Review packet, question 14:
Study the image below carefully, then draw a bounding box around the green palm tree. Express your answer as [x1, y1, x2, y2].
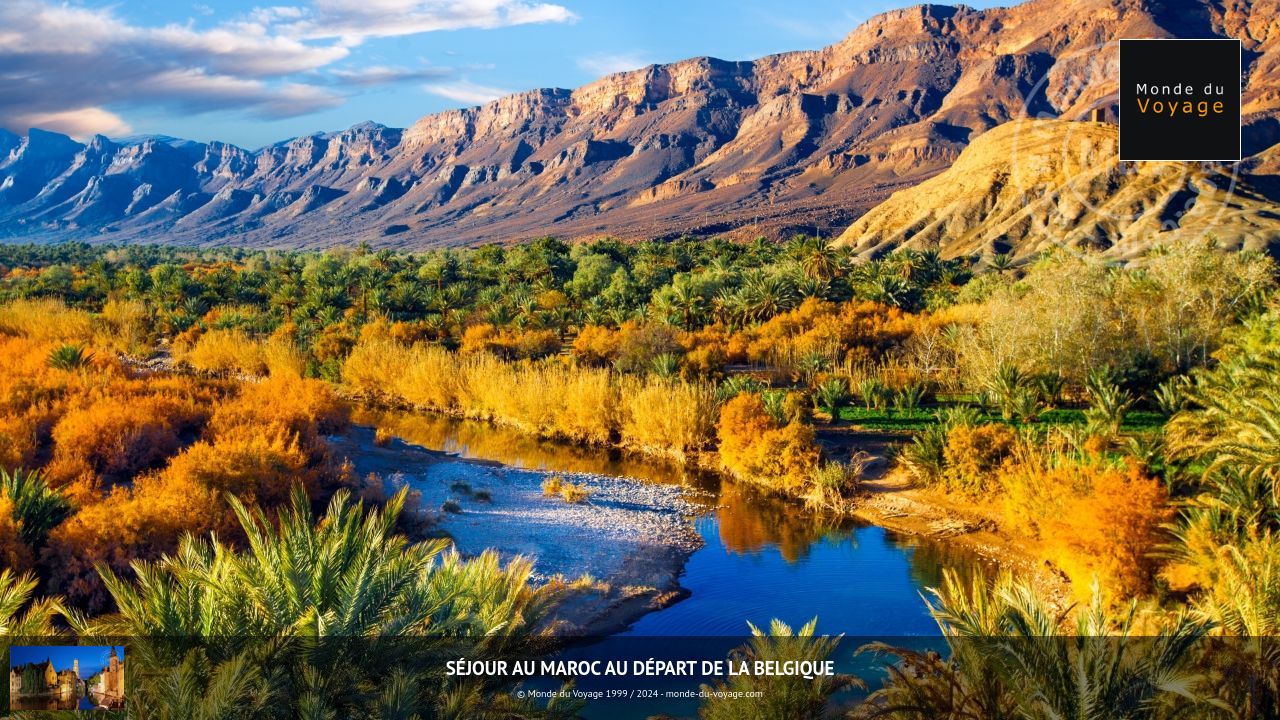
[797, 236, 841, 283]
[813, 377, 849, 423]
[857, 571, 1215, 720]
[741, 272, 797, 322]
[1167, 347, 1280, 501]
[85, 487, 567, 719]
[47, 343, 93, 371]
[0, 568, 62, 640]
[1185, 532, 1280, 719]
[984, 362, 1031, 421]
[701, 618, 859, 720]
[1084, 367, 1135, 437]
[988, 252, 1015, 274]
[0, 467, 72, 546]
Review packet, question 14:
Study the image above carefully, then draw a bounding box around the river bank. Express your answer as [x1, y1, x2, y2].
[816, 425, 1074, 611]
[328, 425, 707, 637]
[340, 405, 1074, 626]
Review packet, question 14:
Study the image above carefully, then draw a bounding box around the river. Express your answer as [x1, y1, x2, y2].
[351, 409, 986, 717]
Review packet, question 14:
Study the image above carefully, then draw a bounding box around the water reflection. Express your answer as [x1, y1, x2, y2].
[357, 409, 983, 720]
[354, 408, 854, 562]
[353, 409, 718, 494]
[351, 409, 978, 577]
[10, 694, 107, 711]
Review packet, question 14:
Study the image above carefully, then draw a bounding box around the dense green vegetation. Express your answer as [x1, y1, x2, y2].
[1, 236, 1279, 718]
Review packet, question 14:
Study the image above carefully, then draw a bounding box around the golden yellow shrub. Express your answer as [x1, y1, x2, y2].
[0, 496, 33, 572]
[179, 327, 266, 375]
[260, 335, 306, 378]
[48, 396, 184, 486]
[679, 327, 731, 378]
[161, 429, 312, 509]
[461, 323, 559, 360]
[546, 365, 617, 444]
[621, 378, 718, 458]
[460, 323, 501, 355]
[716, 393, 820, 492]
[96, 299, 151, 355]
[572, 325, 620, 366]
[210, 376, 349, 458]
[0, 299, 94, 342]
[46, 475, 217, 612]
[344, 335, 716, 456]
[0, 410, 43, 471]
[998, 461, 1089, 539]
[942, 423, 1018, 493]
[1043, 463, 1173, 600]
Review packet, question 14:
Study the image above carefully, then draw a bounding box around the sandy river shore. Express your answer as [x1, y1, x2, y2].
[328, 425, 706, 636]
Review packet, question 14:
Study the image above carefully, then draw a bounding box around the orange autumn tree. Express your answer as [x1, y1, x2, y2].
[43, 375, 351, 612]
[1046, 463, 1173, 600]
[1000, 452, 1174, 601]
[717, 393, 820, 494]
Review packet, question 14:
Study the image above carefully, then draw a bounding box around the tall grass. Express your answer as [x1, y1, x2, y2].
[343, 335, 718, 458]
[177, 329, 306, 379]
[0, 299, 94, 342]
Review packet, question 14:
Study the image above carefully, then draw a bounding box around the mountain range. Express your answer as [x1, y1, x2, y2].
[1, 0, 1278, 252]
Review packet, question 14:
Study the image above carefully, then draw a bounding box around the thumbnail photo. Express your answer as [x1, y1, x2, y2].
[8, 646, 124, 716]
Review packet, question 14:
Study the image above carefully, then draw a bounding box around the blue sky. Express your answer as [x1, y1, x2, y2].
[0, 0, 1003, 148]
[9, 645, 123, 678]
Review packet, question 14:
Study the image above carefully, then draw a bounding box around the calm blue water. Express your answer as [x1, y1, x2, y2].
[362, 411, 981, 717]
[624, 515, 947, 637]
[557, 508, 973, 718]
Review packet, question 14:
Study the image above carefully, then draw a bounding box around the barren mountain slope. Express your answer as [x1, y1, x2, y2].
[835, 119, 1280, 259]
[1, 0, 1277, 248]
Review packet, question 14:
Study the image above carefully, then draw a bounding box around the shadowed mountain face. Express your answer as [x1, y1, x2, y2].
[1, 0, 1277, 249]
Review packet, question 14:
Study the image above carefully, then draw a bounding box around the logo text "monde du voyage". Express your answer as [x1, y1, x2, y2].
[1119, 39, 1241, 162]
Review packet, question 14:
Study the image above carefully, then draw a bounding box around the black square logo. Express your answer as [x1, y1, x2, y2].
[1119, 39, 1241, 162]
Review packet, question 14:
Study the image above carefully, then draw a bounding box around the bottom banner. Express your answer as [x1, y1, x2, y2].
[3, 634, 1275, 718]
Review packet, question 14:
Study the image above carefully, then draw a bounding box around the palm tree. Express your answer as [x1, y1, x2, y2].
[988, 252, 1015, 274]
[0, 568, 61, 640]
[813, 377, 849, 423]
[984, 362, 1036, 422]
[1084, 367, 1136, 436]
[86, 487, 566, 719]
[797, 236, 841, 283]
[1185, 532, 1280, 719]
[701, 618, 859, 720]
[857, 571, 1215, 720]
[740, 272, 797, 322]
[0, 467, 71, 546]
[47, 343, 93, 371]
[1167, 347, 1280, 501]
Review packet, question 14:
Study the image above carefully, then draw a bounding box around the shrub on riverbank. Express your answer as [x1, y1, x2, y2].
[176, 327, 307, 378]
[343, 334, 718, 457]
[717, 393, 820, 494]
[0, 332, 352, 612]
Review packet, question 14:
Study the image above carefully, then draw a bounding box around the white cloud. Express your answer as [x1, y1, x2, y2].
[0, 0, 575, 137]
[8, 108, 133, 139]
[284, 0, 578, 44]
[423, 80, 510, 105]
[331, 64, 456, 86]
[576, 52, 652, 77]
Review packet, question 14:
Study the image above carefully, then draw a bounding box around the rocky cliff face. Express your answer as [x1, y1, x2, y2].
[1, 0, 1277, 249]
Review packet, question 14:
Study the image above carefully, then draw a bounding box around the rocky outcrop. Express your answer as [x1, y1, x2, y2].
[0, 0, 1277, 248]
[835, 119, 1280, 258]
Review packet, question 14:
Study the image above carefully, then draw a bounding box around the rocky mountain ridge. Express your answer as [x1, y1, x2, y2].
[1, 0, 1278, 249]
